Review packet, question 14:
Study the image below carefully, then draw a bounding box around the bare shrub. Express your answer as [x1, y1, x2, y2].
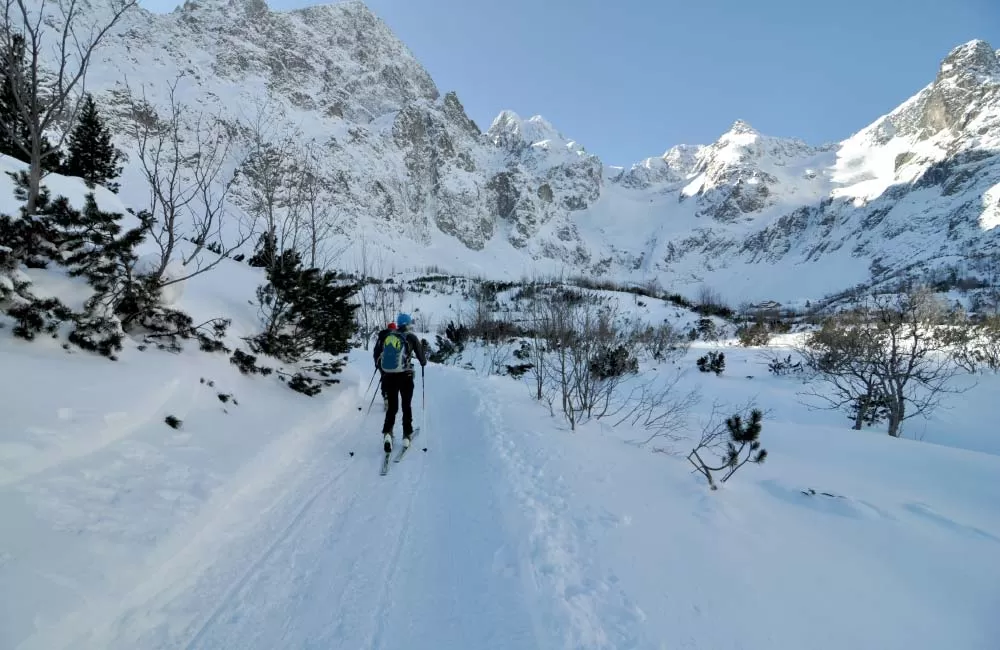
[609, 371, 701, 450]
[797, 286, 973, 436]
[947, 315, 1000, 373]
[736, 319, 771, 347]
[632, 321, 689, 362]
[527, 293, 639, 429]
[119, 75, 252, 289]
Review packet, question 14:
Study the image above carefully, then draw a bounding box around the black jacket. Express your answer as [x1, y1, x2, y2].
[374, 329, 426, 372]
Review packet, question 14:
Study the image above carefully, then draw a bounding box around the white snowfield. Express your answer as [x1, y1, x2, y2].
[3, 314, 1000, 649]
[0, 161, 997, 649]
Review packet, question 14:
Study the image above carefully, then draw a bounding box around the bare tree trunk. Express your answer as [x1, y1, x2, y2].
[119, 74, 254, 289]
[1, 0, 137, 216]
[852, 402, 865, 431]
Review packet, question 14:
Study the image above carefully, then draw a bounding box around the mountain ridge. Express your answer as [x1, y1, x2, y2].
[29, 0, 1000, 303]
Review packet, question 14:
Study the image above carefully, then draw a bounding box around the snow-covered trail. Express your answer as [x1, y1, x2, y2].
[177, 370, 541, 650]
[7, 347, 1000, 650]
[16, 364, 543, 650]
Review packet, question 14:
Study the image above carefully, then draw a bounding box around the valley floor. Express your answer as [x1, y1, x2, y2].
[2, 343, 1000, 649]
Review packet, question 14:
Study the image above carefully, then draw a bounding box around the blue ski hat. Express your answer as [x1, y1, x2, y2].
[395, 312, 413, 329]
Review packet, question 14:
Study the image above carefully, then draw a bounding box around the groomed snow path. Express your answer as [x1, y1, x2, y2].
[8, 349, 999, 650]
[15, 366, 549, 650]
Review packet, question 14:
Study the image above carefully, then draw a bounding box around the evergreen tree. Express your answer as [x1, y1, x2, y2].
[252, 248, 359, 395]
[0, 174, 60, 267]
[61, 94, 123, 192]
[53, 194, 147, 293]
[0, 34, 28, 162]
[42, 193, 147, 357]
[247, 229, 277, 268]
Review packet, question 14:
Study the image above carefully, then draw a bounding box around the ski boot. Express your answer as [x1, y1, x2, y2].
[383, 433, 393, 453]
[402, 433, 412, 449]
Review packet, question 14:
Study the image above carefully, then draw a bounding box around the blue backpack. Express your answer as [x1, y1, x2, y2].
[379, 331, 409, 373]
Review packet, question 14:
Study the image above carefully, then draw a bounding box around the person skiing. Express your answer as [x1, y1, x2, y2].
[374, 321, 397, 410]
[373, 312, 426, 453]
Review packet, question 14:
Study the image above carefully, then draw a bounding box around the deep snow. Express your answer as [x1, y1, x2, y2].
[1, 150, 998, 649]
[3, 247, 1000, 649]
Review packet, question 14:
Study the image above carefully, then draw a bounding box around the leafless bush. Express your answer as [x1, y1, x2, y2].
[609, 371, 701, 449]
[352, 239, 404, 344]
[695, 285, 734, 319]
[120, 75, 253, 289]
[292, 139, 347, 268]
[946, 315, 1000, 373]
[526, 295, 639, 430]
[632, 321, 689, 362]
[797, 286, 973, 436]
[736, 319, 771, 347]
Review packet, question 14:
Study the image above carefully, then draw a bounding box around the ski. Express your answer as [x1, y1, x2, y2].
[394, 428, 420, 463]
[380, 451, 391, 475]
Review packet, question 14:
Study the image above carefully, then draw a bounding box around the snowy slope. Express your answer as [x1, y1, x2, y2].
[4, 331, 1000, 649]
[4, 4, 1000, 648]
[21, 0, 1000, 301]
[2, 154, 997, 646]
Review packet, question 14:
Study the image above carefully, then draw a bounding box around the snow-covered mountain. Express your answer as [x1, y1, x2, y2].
[43, 0, 1000, 302]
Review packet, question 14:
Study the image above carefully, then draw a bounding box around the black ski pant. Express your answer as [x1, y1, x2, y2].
[381, 371, 415, 436]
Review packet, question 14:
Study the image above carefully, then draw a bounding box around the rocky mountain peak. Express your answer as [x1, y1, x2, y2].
[864, 39, 1000, 147]
[936, 39, 999, 84]
[661, 144, 702, 173]
[177, 0, 267, 18]
[486, 110, 578, 154]
[53, 3, 1000, 302]
[726, 119, 758, 137]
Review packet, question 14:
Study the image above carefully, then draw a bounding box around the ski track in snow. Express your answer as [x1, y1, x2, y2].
[474, 377, 652, 650]
[15, 384, 358, 650]
[21, 368, 561, 650]
[11, 349, 998, 649]
[178, 370, 544, 650]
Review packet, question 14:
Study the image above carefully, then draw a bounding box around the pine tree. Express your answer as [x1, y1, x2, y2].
[62, 94, 123, 192]
[53, 194, 146, 292]
[0, 34, 28, 162]
[0, 174, 60, 267]
[248, 229, 277, 268]
[252, 248, 359, 395]
[45, 193, 148, 357]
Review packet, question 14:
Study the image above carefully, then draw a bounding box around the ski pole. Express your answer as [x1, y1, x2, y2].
[365, 367, 378, 395]
[421, 365, 425, 412]
[367, 376, 382, 415]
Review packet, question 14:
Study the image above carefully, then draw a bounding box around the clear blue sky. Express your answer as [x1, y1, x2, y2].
[142, 0, 999, 166]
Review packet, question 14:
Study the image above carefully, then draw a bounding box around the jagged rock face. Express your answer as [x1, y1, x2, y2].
[678, 120, 833, 222]
[169, 0, 440, 120]
[39, 1, 1000, 299]
[484, 111, 603, 256]
[619, 145, 702, 189]
[867, 40, 1000, 147]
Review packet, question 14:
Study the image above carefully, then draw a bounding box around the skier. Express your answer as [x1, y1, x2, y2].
[373, 312, 426, 453]
[374, 321, 397, 410]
